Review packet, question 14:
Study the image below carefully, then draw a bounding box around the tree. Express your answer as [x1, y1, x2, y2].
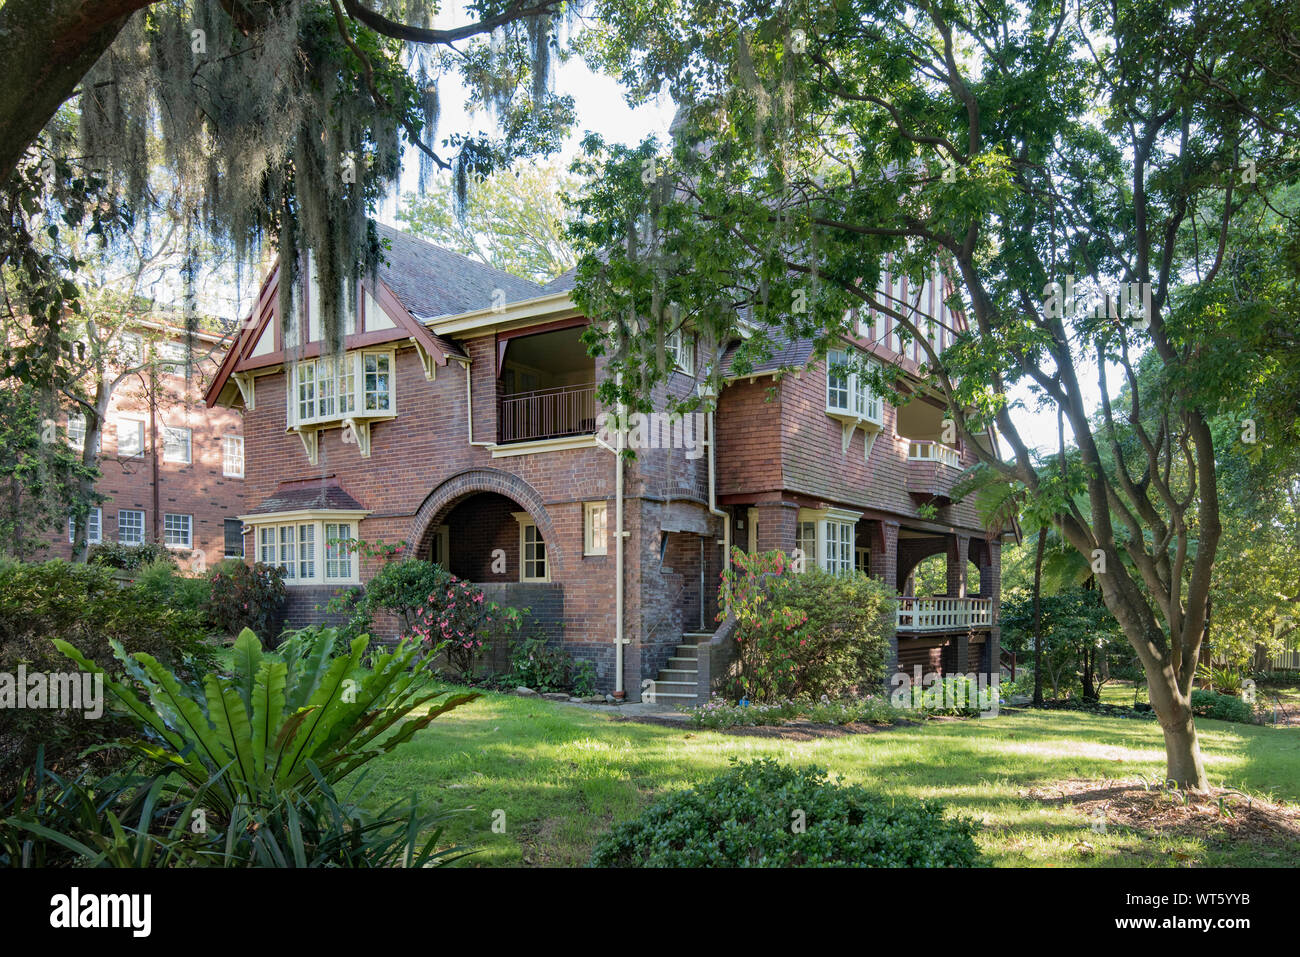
[0, 384, 98, 560]
[1, 0, 579, 392]
[398, 162, 579, 283]
[570, 0, 1300, 788]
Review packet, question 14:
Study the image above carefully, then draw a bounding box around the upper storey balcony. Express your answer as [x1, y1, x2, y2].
[898, 398, 964, 507]
[496, 325, 596, 445]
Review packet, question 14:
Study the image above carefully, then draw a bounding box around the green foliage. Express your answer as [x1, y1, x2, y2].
[507, 635, 584, 694]
[134, 560, 211, 618]
[1001, 588, 1127, 700]
[203, 561, 287, 644]
[589, 759, 982, 868]
[0, 383, 98, 560]
[54, 627, 478, 818]
[409, 575, 508, 678]
[683, 695, 904, 730]
[1, 753, 464, 869]
[87, 541, 177, 571]
[362, 558, 451, 634]
[720, 548, 893, 701]
[397, 163, 579, 283]
[0, 559, 209, 791]
[1190, 689, 1256, 725]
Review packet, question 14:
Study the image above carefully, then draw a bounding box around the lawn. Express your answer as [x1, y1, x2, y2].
[363, 686, 1300, 868]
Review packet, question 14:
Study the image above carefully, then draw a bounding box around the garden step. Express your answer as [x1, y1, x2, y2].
[666, 656, 697, 668]
[650, 680, 697, 693]
[646, 691, 698, 701]
[673, 645, 699, 658]
[657, 668, 697, 678]
[681, 632, 713, 640]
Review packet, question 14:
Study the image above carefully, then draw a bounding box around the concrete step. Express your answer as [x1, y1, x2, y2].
[666, 656, 697, 669]
[657, 668, 697, 680]
[646, 690, 698, 701]
[674, 645, 699, 659]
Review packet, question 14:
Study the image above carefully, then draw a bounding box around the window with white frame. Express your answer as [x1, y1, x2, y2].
[158, 341, 188, 377]
[163, 513, 192, 548]
[118, 509, 145, 545]
[855, 547, 870, 575]
[428, 524, 449, 568]
[67, 415, 86, 451]
[222, 436, 244, 477]
[515, 514, 548, 581]
[163, 426, 192, 464]
[795, 508, 862, 574]
[253, 517, 361, 584]
[665, 329, 695, 375]
[224, 519, 243, 559]
[69, 508, 102, 544]
[324, 523, 355, 579]
[291, 351, 388, 427]
[823, 519, 854, 574]
[116, 418, 145, 457]
[825, 348, 882, 423]
[584, 501, 608, 556]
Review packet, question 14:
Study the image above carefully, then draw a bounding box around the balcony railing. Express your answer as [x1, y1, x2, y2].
[498, 383, 597, 444]
[907, 440, 961, 468]
[896, 596, 992, 632]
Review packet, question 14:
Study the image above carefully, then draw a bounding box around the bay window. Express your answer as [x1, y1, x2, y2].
[826, 348, 883, 425]
[290, 350, 391, 428]
[248, 513, 364, 585]
[794, 507, 862, 574]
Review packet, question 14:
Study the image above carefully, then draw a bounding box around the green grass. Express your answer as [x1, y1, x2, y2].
[361, 687, 1300, 868]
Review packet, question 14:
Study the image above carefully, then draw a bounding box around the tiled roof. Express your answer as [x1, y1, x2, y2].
[717, 333, 817, 377]
[246, 480, 367, 516]
[539, 267, 577, 293]
[374, 222, 543, 320]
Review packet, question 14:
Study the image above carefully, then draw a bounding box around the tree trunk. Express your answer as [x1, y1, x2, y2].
[1031, 526, 1045, 707]
[0, 0, 157, 183]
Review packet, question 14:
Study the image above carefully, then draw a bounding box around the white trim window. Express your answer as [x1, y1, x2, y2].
[163, 513, 192, 548]
[795, 507, 862, 574]
[665, 329, 695, 375]
[324, 523, 356, 579]
[116, 417, 145, 457]
[291, 350, 388, 427]
[825, 348, 883, 424]
[513, 513, 548, 582]
[583, 501, 608, 556]
[67, 415, 86, 451]
[118, 509, 145, 546]
[158, 341, 188, 377]
[163, 425, 192, 464]
[222, 435, 245, 477]
[69, 508, 102, 544]
[252, 517, 361, 585]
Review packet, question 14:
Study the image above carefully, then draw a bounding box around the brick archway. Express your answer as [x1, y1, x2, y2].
[404, 468, 563, 576]
[896, 534, 950, 585]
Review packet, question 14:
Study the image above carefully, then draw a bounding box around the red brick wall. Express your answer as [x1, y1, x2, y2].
[44, 346, 246, 571]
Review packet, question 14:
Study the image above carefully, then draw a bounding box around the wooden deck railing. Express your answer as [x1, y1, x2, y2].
[498, 383, 597, 444]
[907, 440, 961, 468]
[897, 596, 992, 632]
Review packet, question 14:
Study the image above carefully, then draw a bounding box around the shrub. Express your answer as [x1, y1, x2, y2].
[204, 561, 287, 644]
[684, 697, 799, 729]
[507, 634, 592, 694]
[589, 759, 982, 867]
[720, 549, 894, 701]
[134, 559, 211, 620]
[1190, 688, 1256, 724]
[87, 541, 176, 572]
[409, 576, 506, 677]
[0, 559, 209, 792]
[56, 627, 478, 817]
[363, 558, 452, 633]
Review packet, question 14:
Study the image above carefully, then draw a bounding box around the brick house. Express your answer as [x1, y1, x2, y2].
[51, 320, 246, 570]
[206, 223, 1011, 702]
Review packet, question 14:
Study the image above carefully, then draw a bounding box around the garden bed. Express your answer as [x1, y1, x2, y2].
[1026, 778, 1300, 854]
[610, 713, 919, 740]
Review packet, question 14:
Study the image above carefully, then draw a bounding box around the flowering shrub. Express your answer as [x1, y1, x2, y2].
[204, 560, 287, 644]
[683, 694, 905, 730]
[719, 548, 894, 702]
[408, 575, 508, 677]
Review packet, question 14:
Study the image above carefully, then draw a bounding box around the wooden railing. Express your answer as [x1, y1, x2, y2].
[897, 596, 992, 632]
[498, 383, 597, 444]
[907, 441, 961, 468]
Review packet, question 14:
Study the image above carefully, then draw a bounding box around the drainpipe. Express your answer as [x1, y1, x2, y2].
[614, 415, 626, 698]
[702, 384, 731, 612]
[459, 355, 493, 447]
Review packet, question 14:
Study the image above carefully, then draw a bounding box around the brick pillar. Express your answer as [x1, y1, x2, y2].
[752, 501, 798, 554]
[947, 533, 970, 597]
[875, 520, 900, 683]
